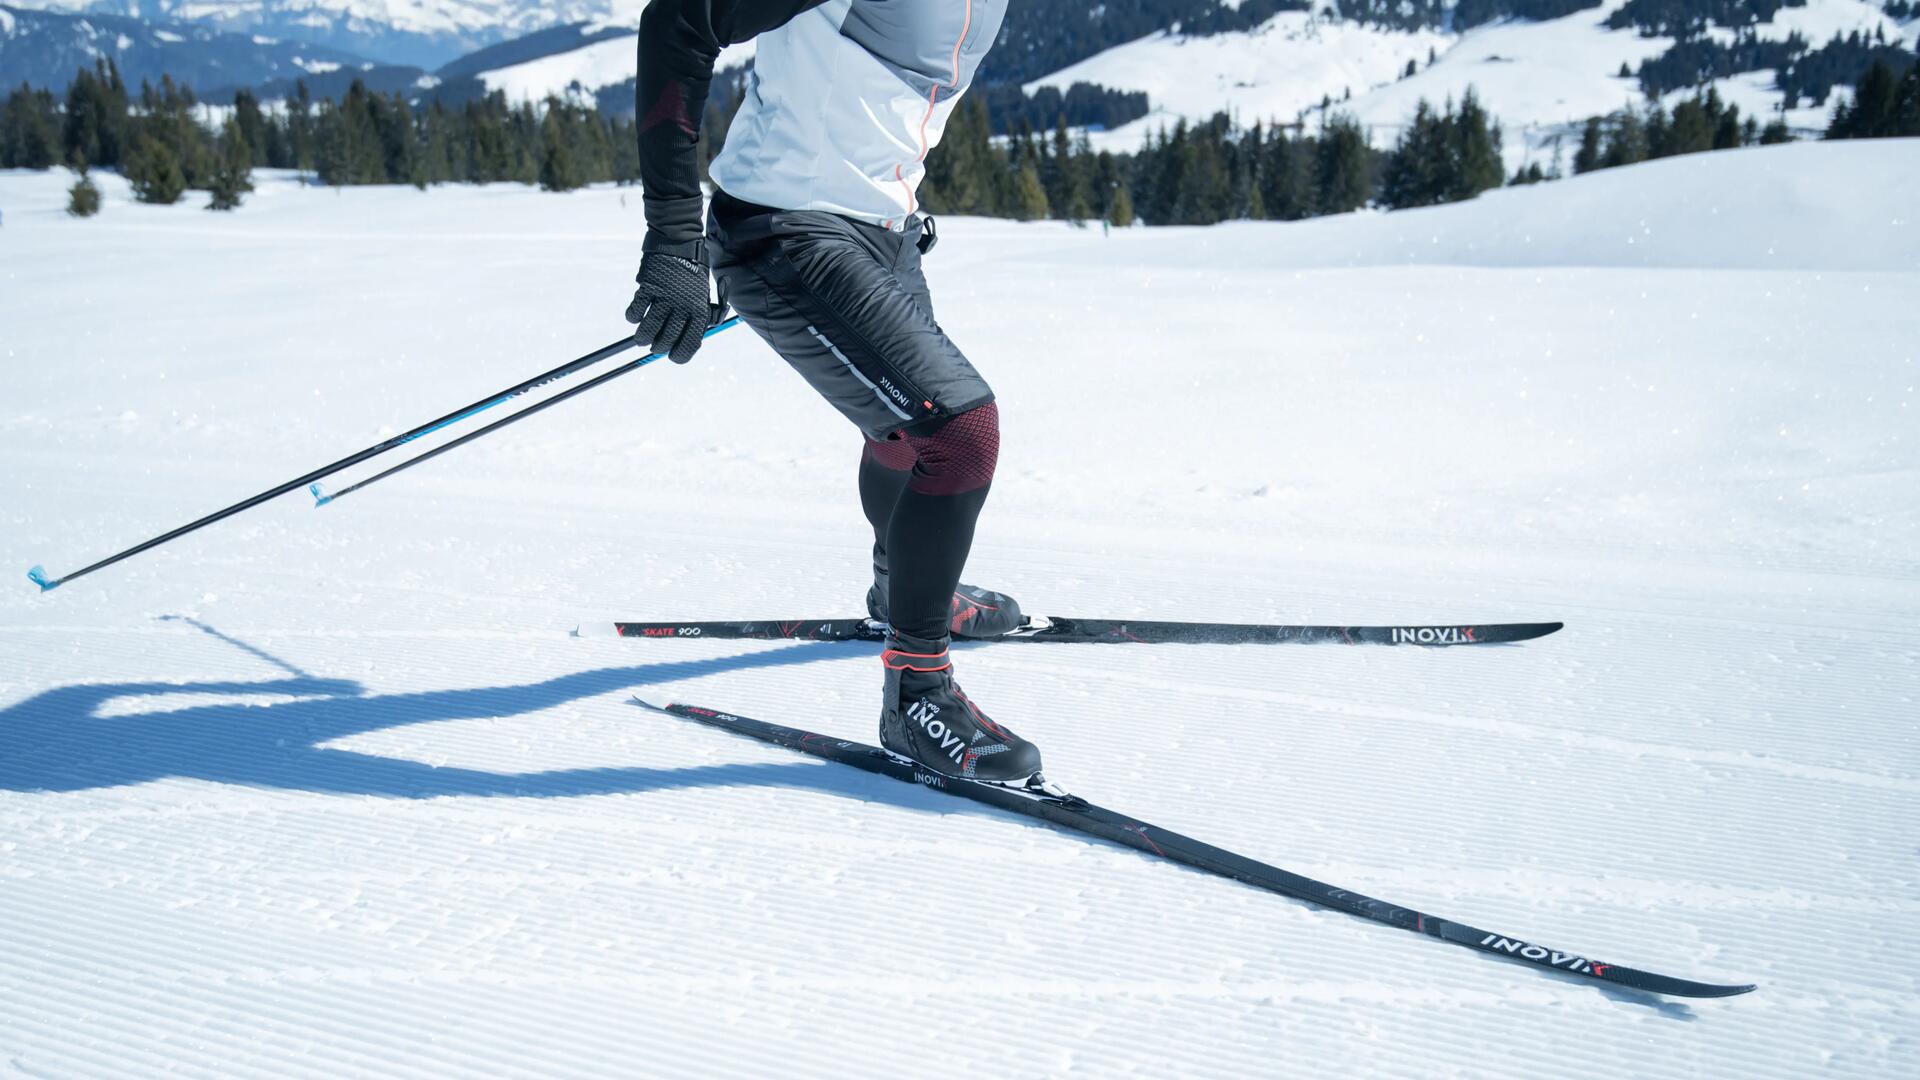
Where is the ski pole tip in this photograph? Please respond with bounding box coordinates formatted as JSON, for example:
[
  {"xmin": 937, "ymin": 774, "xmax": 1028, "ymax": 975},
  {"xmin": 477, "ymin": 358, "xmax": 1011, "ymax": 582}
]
[
  {"xmin": 309, "ymin": 482, "xmax": 332, "ymax": 508},
  {"xmin": 26, "ymin": 565, "xmax": 56, "ymax": 592}
]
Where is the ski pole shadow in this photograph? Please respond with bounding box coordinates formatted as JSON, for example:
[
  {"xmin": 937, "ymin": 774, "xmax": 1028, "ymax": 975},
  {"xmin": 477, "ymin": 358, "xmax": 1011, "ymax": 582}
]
[{"xmin": 0, "ymin": 623, "xmax": 981, "ymax": 820}]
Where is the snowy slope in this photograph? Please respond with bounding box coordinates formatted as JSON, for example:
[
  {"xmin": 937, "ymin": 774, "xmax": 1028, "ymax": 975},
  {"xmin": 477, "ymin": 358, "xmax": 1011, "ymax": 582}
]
[
  {"xmin": 1029, "ymin": 11, "xmax": 1456, "ymax": 141},
  {"xmin": 3, "ymin": 139, "xmax": 1918, "ymax": 1076},
  {"xmin": 472, "ymin": 31, "xmax": 754, "ymax": 102},
  {"xmin": 1032, "ymin": 1, "xmax": 1913, "ymax": 170},
  {"xmin": 0, "ymin": 0, "xmax": 639, "ymax": 65}
]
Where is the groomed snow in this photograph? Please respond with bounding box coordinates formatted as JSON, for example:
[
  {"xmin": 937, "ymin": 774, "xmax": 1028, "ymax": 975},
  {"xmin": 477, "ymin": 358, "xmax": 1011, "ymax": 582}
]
[{"xmin": 2, "ymin": 140, "xmax": 1917, "ymax": 1076}]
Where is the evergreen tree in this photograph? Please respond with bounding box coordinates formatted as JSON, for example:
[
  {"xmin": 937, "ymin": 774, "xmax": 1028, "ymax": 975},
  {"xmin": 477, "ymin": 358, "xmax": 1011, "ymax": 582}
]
[
  {"xmin": 1046, "ymin": 115, "xmax": 1094, "ymax": 221},
  {"xmin": 1663, "ymin": 94, "xmax": 1714, "ymax": 156},
  {"xmin": 1828, "ymin": 58, "xmax": 1920, "ymax": 138},
  {"xmin": 1601, "ymin": 107, "xmax": 1649, "ymax": 168},
  {"xmin": 288, "ymin": 81, "xmax": 317, "ymax": 174},
  {"xmin": 538, "ymin": 100, "xmax": 588, "ymax": 192},
  {"xmin": 1258, "ymin": 126, "xmax": 1310, "ymax": 220},
  {"xmin": 124, "ymin": 134, "xmax": 187, "ymax": 205},
  {"xmin": 1449, "ymin": 89, "xmax": 1504, "ymax": 198},
  {"xmin": 63, "ymin": 61, "xmax": 129, "ymax": 170},
  {"xmin": 1574, "ymin": 116, "xmax": 1604, "ymax": 173},
  {"xmin": 1, "ymin": 84, "xmax": 61, "ymax": 169},
  {"xmin": 1171, "ymin": 117, "xmax": 1232, "ymax": 224},
  {"xmin": 207, "ymin": 118, "xmax": 254, "ymax": 211},
  {"xmin": 1106, "ymin": 181, "xmax": 1134, "ymax": 227},
  {"xmin": 232, "ymin": 88, "xmax": 269, "ymax": 166},
  {"xmin": 138, "ymin": 75, "xmax": 214, "ymax": 187},
  {"xmin": 1312, "ymin": 114, "xmax": 1372, "ymax": 215},
  {"xmin": 1012, "ymin": 158, "xmax": 1050, "ymax": 221},
  {"xmin": 1380, "ymin": 99, "xmax": 1445, "ymax": 208},
  {"xmin": 67, "ymin": 169, "xmax": 102, "ymax": 217},
  {"xmin": 319, "ymin": 81, "xmax": 387, "ymax": 185}
]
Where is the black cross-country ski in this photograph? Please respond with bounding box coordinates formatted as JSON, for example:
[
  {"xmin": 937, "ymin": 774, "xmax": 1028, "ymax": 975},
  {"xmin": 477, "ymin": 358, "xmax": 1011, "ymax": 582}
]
[
  {"xmin": 633, "ymin": 698, "xmax": 1754, "ymax": 1000},
  {"xmin": 595, "ymin": 617, "xmax": 1563, "ymax": 646}
]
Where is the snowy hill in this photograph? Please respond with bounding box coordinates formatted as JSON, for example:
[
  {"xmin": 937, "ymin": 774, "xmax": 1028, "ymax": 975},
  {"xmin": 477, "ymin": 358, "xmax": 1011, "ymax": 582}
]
[
  {"xmin": 2, "ymin": 139, "xmax": 1916, "ymax": 1075},
  {"xmin": 1032, "ymin": 0, "xmax": 1916, "ymax": 170},
  {"xmin": 454, "ymin": 24, "xmax": 755, "ymax": 106}
]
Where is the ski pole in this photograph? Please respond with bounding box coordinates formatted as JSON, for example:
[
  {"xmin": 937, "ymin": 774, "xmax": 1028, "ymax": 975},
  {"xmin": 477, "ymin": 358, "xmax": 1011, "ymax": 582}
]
[
  {"xmin": 312, "ymin": 316, "xmax": 741, "ymax": 508},
  {"xmin": 26, "ymin": 334, "xmax": 640, "ymax": 592}
]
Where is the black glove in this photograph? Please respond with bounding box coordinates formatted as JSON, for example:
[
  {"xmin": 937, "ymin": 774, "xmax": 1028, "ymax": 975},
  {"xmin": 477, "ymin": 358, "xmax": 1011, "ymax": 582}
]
[{"xmin": 625, "ymin": 239, "xmax": 724, "ymax": 364}]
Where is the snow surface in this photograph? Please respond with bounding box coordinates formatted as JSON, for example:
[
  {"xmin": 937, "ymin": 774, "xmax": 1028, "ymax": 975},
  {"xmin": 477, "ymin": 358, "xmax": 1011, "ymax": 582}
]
[
  {"xmin": 1027, "ymin": 13, "xmax": 1451, "ymax": 144},
  {"xmin": 477, "ymin": 32, "xmax": 754, "ymax": 102},
  {"xmin": 2, "ymin": 140, "xmax": 1918, "ymax": 1076},
  {"xmin": 1703, "ymin": 0, "xmax": 1907, "ymax": 47},
  {"xmin": 1032, "ymin": 1, "xmax": 1901, "ymax": 172}
]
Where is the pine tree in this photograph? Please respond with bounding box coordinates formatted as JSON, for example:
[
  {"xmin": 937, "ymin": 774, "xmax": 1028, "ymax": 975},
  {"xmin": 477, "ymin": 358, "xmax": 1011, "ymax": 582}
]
[
  {"xmin": 1106, "ymin": 182, "xmax": 1134, "ymax": 228},
  {"xmin": 1172, "ymin": 121, "xmax": 1231, "ymax": 224},
  {"xmin": 319, "ymin": 81, "xmax": 387, "ymax": 185},
  {"xmin": 1, "ymin": 84, "xmax": 61, "ymax": 169},
  {"xmin": 1259, "ymin": 126, "xmax": 1308, "ymax": 220},
  {"xmin": 538, "ymin": 100, "xmax": 587, "ymax": 192},
  {"xmin": 1451, "ymin": 89, "xmax": 1503, "ymax": 199},
  {"xmin": 232, "ymin": 88, "xmax": 269, "ymax": 165},
  {"xmin": 1312, "ymin": 114, "xmax": 1372, "ymax": 215},
  {"xmin": 67, "ymin": 169, "xmax": 102, "ymax": 217},
  {"xmin": 289, "ymin": 81, "xmax": 317, "ymax": 175},
  {"xmin": 63, "ymin": 61, "xmax": 129, "ymax": 170},
  {"xmin": 207, "ymin": 118, "xmax": 254, "ymax": 211},
  {"xmin": 1574, "ymin": 116, "xmax": 1604, "ymax": 173},
  {"xmin": 1828, "ymin": 59, "xmax": 1910, "ymax": 138},
  {"xmin": 1602, "ymin": 107, "xmax": 1649, "ymax": 168},
  {"xmin": 1380, "ymin": 100, "xmax": 1444, "ymax": 208},
  {"xmin": 1046, "ymin": 116, "xmax": 1094, "ymax": 221},
  {"xmin": 1012, "ymin": 158, "xmax": 1050, "ymax": 221},
  {"xmin": 125, "ymin": 134, "xmax": 187, "ymax": 205},
  {"xmin": 1664, "ymin": 95, "xmax": 1714, "ymax": 156}
]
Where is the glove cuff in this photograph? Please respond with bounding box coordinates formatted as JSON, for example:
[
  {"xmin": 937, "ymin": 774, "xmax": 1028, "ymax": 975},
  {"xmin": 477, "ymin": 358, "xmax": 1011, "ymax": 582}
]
[{"xmin": 642, "ymin": 236, "xmax": 707, "ymax": 263}]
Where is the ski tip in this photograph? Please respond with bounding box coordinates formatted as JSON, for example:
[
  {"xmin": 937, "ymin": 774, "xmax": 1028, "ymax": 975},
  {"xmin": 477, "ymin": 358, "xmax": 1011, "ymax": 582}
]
[
  {"xmin": 573, "ymin": 622, "xmax": 618, "ymax": 639},
  {"xmin": 628, "ymin": 696, "xmax": 674, "ymax": 713},
  {"xmin": 26, "ymin": 565, "xmax": 56, "ymax": 593}
]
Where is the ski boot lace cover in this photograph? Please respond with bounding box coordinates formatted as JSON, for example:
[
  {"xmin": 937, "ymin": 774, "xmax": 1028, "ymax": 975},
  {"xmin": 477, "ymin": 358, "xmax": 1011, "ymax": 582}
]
[{"xmin": 878, "ymin": 634, "xmax": 1043, "ymax": 785}]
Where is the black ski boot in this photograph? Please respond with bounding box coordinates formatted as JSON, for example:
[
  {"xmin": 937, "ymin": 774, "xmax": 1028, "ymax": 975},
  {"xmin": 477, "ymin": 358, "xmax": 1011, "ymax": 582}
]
[
  {"xmin": 866, "ymin": 581, "xmax": 1026, "ymax": 639},
  {"xmin": 878, "ymin": 632, "xmax": 1043, "ymax": 785}
]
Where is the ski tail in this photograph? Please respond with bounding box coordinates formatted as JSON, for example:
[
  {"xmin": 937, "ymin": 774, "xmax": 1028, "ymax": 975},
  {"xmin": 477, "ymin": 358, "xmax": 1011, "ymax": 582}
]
[{"xmin": 637, "ymin": 697, "xmax": 1753, "ymax": 1000}]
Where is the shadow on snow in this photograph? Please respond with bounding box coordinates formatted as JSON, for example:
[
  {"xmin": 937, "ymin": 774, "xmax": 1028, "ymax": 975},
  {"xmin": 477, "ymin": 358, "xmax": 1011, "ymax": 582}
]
[{"xmin": 0, "ymin": 619, "xmax": 938, "ymax": 812}]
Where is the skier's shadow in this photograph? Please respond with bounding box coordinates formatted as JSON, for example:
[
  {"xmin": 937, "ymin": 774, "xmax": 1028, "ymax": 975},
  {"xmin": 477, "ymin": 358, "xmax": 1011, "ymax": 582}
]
[{"xmin": 0, "ymin": 618, "xmax": 959, "ymax": 815}]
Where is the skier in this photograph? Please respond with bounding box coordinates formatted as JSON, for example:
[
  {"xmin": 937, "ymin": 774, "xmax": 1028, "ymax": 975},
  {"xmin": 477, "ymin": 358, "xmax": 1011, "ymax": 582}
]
[{"xmin": 626, "ymin": 0, "xmax": 1044, "ymax": 786}]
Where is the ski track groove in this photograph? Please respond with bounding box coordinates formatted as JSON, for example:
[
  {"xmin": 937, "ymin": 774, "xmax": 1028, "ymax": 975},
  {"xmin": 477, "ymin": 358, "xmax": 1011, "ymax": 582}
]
[{"xmin": 975, "ymin": 653, "xmax": 1920, "ymax": 792}]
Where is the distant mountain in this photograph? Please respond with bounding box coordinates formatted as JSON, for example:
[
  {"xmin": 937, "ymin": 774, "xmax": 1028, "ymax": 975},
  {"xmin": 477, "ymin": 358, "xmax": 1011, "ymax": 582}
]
[
  {"xmin": 0, "ymin": 3, "xmax": 419, "ymax": 95},
  {"xmin": 0, "ymin": 0, "xmax": 621, "ymax": 67}
]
